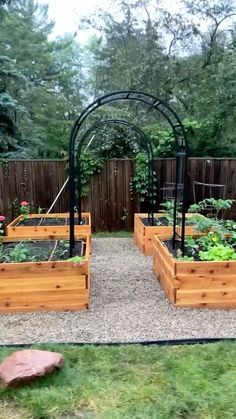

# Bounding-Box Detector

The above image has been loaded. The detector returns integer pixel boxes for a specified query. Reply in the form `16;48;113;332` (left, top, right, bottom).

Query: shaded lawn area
0;343;235;418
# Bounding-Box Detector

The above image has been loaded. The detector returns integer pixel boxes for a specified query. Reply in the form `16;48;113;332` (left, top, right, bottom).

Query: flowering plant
20;201;30;220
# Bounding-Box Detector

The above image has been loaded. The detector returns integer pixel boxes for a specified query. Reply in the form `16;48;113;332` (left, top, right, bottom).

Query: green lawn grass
0;342;236;418
92;231;132;238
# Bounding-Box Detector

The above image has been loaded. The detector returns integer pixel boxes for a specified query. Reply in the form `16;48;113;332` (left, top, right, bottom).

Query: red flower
20;201;29;206
0;215;5;222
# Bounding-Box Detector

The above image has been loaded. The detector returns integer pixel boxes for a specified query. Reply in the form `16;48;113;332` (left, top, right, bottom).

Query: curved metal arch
69;91;187;156
75;119;153;157
69;90;188;256
70;119;155;255
75;118;155;219
76;118;154;213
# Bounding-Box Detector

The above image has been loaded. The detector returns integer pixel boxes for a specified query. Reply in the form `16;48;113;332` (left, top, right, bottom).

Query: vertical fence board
1;158;236;231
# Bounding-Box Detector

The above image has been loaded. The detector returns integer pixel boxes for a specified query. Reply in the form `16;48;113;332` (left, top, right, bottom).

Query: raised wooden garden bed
0;235;90;313
134;213;204;256
153;234;236;309
6;212;91;240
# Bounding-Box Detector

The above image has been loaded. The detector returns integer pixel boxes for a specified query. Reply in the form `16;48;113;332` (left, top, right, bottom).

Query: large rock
0;349;64;387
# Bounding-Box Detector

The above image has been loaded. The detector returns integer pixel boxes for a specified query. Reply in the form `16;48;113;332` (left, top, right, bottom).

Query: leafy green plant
0;242;6;262
131;153;156;203
199;244;236;261
185;236;199;250
54;240;70;259
181;212;236;261
79;152;104;198
159;200;176;225
197;231;224;251
227;232;236;246
8;243;29;263
176;255;194;261
223;219;236;232
66;256;85;263
159;200;185;226
131;153;149;202
143;123;175;157
64;151;104;198
207;199;233;218
191;217;226;237
188;203;201;213
20;201;30;220
188;198;234;219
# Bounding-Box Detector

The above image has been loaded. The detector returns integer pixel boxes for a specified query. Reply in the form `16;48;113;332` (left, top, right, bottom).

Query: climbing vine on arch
64;151;104;198
131;152;157;203
80;152;104;198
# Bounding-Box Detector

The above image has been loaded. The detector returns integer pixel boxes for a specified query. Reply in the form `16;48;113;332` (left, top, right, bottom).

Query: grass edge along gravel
0;342;235;418
92;231;132;238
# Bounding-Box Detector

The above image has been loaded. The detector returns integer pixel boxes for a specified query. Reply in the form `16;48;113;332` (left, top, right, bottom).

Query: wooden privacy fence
1;158;236;231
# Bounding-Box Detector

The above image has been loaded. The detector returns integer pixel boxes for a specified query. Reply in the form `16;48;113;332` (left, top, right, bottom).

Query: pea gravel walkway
0;237;236;344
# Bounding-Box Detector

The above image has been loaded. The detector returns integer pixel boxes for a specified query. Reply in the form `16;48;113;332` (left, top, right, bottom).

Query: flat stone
0;349;64;387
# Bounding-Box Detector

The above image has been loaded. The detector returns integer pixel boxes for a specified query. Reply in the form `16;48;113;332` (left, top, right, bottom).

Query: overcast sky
38;0;181;43
38;0;116;42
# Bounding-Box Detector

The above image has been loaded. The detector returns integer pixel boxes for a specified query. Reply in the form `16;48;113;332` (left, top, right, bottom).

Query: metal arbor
68;90;188;256
70;119;155;256
75;119;154;216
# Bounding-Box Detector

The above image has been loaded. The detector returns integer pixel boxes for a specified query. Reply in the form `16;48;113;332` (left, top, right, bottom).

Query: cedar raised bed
6;212;91;240
134;213;205;255
153;234;236;309
0;235;90;313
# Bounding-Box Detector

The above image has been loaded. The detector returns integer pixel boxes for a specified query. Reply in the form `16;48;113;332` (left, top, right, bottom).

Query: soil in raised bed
141;217;195;227
0;239;85;263
163;239;196;259
162;239;236;261
16;217;87;227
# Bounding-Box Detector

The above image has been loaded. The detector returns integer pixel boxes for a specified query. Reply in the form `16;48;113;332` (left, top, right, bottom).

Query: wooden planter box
0;235;90;313
6;212;91;240
134;213;204;256
153;234;236;309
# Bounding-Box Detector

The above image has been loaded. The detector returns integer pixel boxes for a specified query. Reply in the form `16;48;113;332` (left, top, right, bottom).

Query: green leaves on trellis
131;153;157;203
80;153;104;198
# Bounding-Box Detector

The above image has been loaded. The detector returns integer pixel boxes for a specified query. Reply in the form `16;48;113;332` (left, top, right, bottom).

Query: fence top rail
2;157;236;163
3;159;66;162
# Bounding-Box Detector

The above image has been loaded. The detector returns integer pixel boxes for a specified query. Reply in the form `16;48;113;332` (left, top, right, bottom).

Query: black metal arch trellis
69;90;188;256
75;118;155;231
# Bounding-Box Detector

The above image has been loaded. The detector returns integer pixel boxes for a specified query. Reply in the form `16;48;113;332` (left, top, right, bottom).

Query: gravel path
0;237;236;344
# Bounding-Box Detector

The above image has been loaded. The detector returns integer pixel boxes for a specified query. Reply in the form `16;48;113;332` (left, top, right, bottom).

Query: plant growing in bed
20;201;30;220
0;236;90;313
153;198;236;308
159;200;175;225
188;198;234;219
0;239;86;264
134;199;205;255
176;212;236;261
6;211;91;240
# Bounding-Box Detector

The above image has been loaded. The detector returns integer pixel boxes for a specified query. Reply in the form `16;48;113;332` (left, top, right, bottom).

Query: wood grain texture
134;213;203;256
0;237;90;313
6;212;91;239
153;235;236;309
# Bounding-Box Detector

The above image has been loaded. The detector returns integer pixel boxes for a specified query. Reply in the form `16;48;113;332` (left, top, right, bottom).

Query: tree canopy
1;0;236;158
